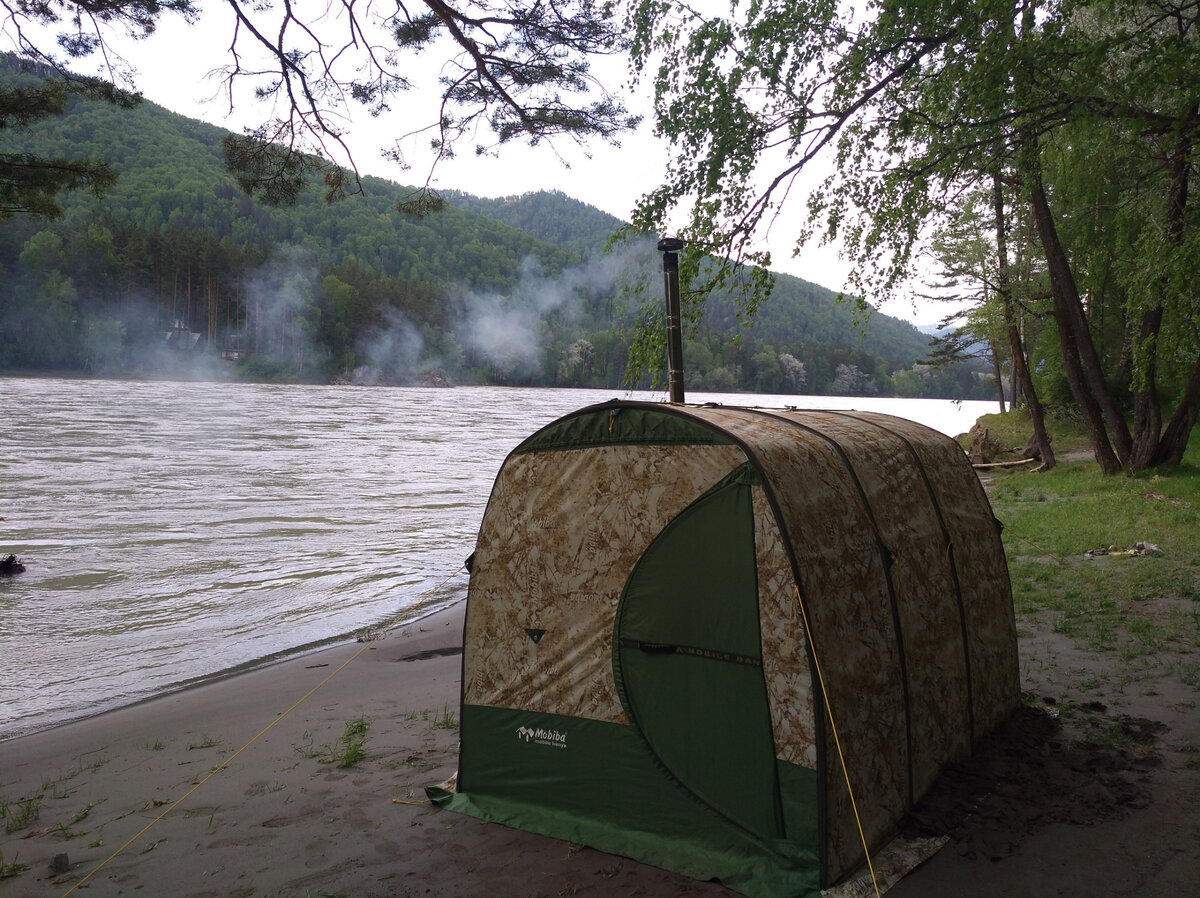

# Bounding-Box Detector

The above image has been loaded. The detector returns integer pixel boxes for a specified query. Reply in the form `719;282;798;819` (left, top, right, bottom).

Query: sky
57;5;942;327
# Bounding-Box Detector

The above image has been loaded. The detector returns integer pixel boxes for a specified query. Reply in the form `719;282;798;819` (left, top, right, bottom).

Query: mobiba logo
515;725;568;749
568;591;612;604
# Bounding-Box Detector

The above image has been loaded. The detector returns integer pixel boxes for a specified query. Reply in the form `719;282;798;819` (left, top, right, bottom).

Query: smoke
77;238;663;385
453;239;659;380
77;291;228;380
456;291;543;378
229;241;663;386
353;305;427;385
4;233;663;386
238;246;326;374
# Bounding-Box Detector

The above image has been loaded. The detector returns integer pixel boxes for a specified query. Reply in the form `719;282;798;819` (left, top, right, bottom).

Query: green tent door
614;465;783;840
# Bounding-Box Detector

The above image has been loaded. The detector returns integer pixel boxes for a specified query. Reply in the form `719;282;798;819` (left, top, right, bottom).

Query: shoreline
3;603;1198;897
0;601;475;895
0;599;740;898
0;599;465;745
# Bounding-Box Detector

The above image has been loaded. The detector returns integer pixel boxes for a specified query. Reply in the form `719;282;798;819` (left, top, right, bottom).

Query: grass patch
334;716;373;768
70;803;96;824
967;408;1092;453
1;796;41;834
1181;743;1200;770
986;420;1200;679
432;706;459;731
297;716;374;768
37;754;108;799
0;850;29;879
49;821;87;839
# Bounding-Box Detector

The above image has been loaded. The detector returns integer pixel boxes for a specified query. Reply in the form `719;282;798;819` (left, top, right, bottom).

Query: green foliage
622;0;1200;467
443;189;623;258
222;132;325;207
0;59;129;219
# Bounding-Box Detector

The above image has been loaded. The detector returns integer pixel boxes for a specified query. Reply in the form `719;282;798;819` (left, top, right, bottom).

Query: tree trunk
1151;348;1200;466
989;337;1006;412
1128;304;1165;469
1027;173;1122;474
1009;329;1019;411
1134;123;1195;468
993;171;1053;468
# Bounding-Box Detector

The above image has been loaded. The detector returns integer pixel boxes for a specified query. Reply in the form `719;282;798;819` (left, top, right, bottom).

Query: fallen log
972;458;1038;469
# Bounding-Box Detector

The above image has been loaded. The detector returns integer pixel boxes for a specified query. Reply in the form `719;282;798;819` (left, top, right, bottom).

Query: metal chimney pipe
657;236;686;404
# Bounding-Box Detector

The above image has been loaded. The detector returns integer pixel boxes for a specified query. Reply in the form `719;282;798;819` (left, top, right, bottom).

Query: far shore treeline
0;55;991;399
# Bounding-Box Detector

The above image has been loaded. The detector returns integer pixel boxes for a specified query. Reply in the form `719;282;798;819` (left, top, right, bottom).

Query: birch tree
625;0;1198;471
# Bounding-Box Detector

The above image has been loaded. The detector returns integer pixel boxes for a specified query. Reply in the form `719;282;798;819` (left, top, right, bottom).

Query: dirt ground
2;599;1199;898
889;613;1200;896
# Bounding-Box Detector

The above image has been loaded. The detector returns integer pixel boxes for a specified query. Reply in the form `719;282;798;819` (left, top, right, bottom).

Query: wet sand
2;601;1198;897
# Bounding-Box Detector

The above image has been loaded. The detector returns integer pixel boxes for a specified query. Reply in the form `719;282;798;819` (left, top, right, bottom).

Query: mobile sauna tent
430;400;1018;898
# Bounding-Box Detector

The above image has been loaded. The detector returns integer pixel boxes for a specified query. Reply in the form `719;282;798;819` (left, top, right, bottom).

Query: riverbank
4;586;1200;896
0;602;735;897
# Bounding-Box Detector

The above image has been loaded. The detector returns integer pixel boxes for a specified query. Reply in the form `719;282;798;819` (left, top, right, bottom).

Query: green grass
70;803;96;824
964;408;1094;455
985;420;1200;673
1182;742;1200;770
297;715;374;768
334;715;373;768
0;796;41;834
49;821;86;839
0;850;30;879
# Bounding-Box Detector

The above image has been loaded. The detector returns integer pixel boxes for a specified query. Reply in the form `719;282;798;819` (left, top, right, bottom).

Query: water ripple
0;377;991;738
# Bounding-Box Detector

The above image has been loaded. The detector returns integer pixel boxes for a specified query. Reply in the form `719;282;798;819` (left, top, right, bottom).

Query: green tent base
428;708;821;898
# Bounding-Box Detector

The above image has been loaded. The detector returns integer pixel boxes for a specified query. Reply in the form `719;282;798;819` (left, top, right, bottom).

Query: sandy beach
2;600;1198;898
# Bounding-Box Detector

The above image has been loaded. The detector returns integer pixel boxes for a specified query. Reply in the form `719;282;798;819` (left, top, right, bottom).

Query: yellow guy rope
61;564;466;898
793;585;881;898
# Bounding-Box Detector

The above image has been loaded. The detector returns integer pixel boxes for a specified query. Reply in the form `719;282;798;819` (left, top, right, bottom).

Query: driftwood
967;424;1005;464
969;424;1050;469
972;458;1038;469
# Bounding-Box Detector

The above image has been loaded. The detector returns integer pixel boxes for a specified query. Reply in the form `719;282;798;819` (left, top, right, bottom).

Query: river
0;376;995;739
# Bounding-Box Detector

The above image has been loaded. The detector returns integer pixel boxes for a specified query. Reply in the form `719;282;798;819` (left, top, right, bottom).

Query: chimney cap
657;236;684;253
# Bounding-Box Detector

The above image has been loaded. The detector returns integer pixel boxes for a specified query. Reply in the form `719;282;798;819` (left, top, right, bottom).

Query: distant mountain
0;54;990;399
447;189;936;371
442;189;626;260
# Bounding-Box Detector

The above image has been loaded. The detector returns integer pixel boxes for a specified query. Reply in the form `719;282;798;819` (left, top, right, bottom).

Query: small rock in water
0;554;25;575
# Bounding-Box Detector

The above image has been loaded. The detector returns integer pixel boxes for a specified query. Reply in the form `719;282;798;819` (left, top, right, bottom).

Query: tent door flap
614;467;783;840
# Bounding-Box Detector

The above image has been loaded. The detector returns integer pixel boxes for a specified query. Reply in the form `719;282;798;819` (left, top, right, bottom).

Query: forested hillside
0;56;990;397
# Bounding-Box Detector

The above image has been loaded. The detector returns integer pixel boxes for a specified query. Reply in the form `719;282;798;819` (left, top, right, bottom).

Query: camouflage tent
430;400;1018;898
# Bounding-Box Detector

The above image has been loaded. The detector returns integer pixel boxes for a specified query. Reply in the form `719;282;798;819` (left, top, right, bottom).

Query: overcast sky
93;8;944;326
